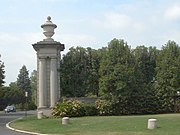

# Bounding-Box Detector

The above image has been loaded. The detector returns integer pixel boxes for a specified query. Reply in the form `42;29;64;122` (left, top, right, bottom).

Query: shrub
27;101;37;110
83;103;97;116
52;99;84;117
95;100;113;115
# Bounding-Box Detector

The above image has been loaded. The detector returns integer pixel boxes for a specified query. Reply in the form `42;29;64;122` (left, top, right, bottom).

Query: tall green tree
132;46;159;113
60;46;102;97
85;47;102;96
30;70;37;104
0;87;7;110
99;39;136;102
17;65;31;100
0;55;5;87
133;46;158;84
60;47;88;97
155;41;180;112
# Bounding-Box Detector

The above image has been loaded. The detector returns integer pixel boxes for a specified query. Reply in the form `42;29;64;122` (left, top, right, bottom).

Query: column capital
50;56;58;59
38;56;47;59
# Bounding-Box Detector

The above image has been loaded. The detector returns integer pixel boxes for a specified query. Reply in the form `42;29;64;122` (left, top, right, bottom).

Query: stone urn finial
41;16;57;41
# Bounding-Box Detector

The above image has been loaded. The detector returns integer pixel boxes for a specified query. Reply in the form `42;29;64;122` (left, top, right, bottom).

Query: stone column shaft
50;57;58;107
39;58;46;108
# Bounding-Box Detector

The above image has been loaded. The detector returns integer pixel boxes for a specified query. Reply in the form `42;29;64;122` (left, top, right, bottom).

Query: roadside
0;110;37;135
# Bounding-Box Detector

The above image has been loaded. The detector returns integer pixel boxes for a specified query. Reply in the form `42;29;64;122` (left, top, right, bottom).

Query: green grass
10;114;180;135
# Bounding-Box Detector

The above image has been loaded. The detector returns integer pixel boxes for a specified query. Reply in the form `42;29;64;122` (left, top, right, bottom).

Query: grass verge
10;114;180;135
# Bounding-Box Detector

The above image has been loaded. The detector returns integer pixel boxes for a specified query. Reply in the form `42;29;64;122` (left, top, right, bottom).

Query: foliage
26;101;37;110
30;70;37;104
0;83;25;110
82;103;97;116
52;99;84;117
17;65;32;101
99;39;136;101
155;41;180;113
0;55;5;87
0;87;7;110
95;99;113;115
59;39;179;115
60;47;102;97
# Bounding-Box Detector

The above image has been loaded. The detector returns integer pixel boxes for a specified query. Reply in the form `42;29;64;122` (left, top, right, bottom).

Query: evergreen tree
0;55;5;87
17;65;31;100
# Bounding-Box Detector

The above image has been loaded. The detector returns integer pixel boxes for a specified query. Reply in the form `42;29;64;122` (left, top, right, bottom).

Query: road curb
6;117;48;135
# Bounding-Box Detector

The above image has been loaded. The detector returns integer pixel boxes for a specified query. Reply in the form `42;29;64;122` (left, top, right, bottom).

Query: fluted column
50;57;58;108
38;58;46;108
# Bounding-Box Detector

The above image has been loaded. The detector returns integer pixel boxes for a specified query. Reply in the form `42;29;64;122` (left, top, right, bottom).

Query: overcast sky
1;0;180;85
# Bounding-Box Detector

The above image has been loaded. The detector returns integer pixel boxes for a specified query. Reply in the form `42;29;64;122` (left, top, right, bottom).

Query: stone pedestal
148;119;157;129
62;117;70;125
37;111;43;119
32;17;64;117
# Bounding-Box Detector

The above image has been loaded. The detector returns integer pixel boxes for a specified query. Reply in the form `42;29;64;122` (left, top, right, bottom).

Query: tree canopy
0;55;5;87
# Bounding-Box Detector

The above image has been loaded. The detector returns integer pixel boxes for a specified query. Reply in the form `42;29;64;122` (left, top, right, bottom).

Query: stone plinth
148;119;157;129
62;117;70;125
37;111;43;119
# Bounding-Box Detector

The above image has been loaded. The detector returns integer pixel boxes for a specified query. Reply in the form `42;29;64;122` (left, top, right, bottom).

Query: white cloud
103;12;131;30
164;4;180;20
0;32;42;85
59;34;97;53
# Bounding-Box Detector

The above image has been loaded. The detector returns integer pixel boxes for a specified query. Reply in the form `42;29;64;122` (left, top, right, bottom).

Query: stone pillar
32;16;65;117
38;58;46;108
50;57;58;108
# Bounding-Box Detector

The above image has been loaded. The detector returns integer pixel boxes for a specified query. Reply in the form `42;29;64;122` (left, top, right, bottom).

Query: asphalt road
0;110;36;135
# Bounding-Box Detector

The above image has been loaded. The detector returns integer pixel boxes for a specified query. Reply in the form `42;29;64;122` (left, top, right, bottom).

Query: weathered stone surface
148;119;157;129
32;17;65;117
62;117;70;125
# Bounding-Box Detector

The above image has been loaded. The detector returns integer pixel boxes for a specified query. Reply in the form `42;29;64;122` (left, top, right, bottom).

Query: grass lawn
10;114;180;135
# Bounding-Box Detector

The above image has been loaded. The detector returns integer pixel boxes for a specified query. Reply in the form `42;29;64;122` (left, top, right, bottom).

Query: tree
8;82;25;105
132;46;159;113
0;87;7;110
133;46;158;84
99;39;140;114
85;47;102;97
155;41;180;112
60;46;103;97
60;47;91;97
30;70;37;104
17;65;31;100
0;55;5;87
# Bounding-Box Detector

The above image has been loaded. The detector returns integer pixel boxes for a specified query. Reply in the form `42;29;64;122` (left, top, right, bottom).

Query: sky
0;0;180;85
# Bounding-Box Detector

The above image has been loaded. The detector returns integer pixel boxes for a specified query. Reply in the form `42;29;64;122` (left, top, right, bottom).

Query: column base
37;108;52;117
38;106;47;109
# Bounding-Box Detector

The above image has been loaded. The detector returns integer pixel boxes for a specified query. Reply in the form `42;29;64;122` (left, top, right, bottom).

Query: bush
27;101;37;110
52;99;84;117
83;103;97;116
95;100;113;116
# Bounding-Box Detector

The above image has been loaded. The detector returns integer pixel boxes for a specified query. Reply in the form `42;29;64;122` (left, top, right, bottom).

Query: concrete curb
6;117;48;135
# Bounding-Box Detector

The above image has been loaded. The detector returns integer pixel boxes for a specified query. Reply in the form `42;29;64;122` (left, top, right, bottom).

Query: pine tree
0;55;5;87
17;65;31;100
30;70;37;104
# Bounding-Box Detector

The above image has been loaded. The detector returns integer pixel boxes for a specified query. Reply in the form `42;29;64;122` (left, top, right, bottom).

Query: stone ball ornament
41;16;57;41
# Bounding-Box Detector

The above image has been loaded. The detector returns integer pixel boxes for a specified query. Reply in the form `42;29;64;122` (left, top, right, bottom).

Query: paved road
0;110;36;135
